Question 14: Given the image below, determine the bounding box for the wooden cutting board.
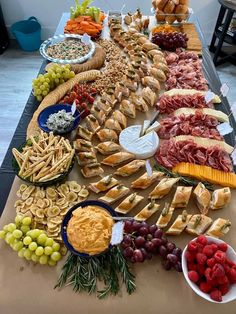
[180,23,202,55]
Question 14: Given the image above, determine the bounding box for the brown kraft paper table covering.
[0,13,236,314]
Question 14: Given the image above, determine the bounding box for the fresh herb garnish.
[154,164,214,191]
[55,246,136,299]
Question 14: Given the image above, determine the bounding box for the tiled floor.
[0,45,235,166]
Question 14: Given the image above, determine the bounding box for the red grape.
[167,254,178,264]
[140,248,148,259]
[159,245,167,258]
[154,229,163,239]
[149,225,158,235]
[174,261,183,272]
[133,221,141,231]
[123,247,134,258]
[134,249,144,262]
[146,234,153,241]
[166,242,176,253]
[145,241,155,252]
[152,31,188,51]
[123,235,132,245]
[172,247,182,258]
[151,238,162,248]
[162,259,172,271]
[134,236,146,248]
[139,226,149,236]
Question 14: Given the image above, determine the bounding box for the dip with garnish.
[46,109,75,133]
[67,205,114,255]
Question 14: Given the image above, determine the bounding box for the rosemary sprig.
[154,164,214,191]
[55,247,136,299]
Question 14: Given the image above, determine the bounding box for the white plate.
[182,236,236,304]
[39,34,95,64]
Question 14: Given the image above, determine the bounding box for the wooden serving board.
[180,23,203,55]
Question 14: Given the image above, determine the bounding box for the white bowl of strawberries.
[182,235,236,303]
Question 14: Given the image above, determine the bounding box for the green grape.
[52,73,56,79]
[31,253,39,263]
[56,73,61,79]
[39,77,45,83]
[40,85,45,91]
[59,79,65,84]
[20,225,30,234]
[18,248,26,258]
[45,78,50,83]
[24,249,32,260]
[52,242,60,252]
[13,241,24,251]
[15,215,23,225]
[23,236,32,246]
[22,217,32,226]
[44,246,53,256]
[60,246,67,256]
[54,78,59,84]
[48,259,57,267]
[5,233,15,245]
[37,96,43,101]
[42,90,48,96]
[38,74,43,78]
[3,225,8,232]
[51,252,62,262]
[12,229,23,239]
[39,254,48,265]
[7,223,16,232]
[29,242,37,251]
[0,230,6,239]
[37,233,47,246]
[35,246,44,256]
[30,229,42,239]
[45,237,54,246]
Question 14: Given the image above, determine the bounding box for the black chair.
[209,0,236,66]
[0,3,9,54]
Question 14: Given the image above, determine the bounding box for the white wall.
[1,0,220,43]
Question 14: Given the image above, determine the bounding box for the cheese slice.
[173,135,234,154]
[146,121,161,134]
[162,89,221,104]
[173,108,229,123]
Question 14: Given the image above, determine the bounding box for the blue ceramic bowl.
[61,200,117,258]
[38,103,80,134]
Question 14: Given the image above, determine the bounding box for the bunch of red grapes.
[122,220,182,272]
[152,31,188,51]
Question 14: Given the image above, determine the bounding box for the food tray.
[155,9,192,25]
[39,34,95,64]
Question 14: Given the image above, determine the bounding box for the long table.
[0,12,236,314]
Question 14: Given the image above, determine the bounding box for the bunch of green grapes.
[0,215,65,266]
[32,64,75,102]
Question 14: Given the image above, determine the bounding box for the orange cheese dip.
[67,205,114,255]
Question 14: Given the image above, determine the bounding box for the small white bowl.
[182,236,236,304]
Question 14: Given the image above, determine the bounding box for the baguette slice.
[156,203,175,228]
[115,160,146,177]
[206,218,231,238]
[186,214,213,236]
[89,175,119,194]
[134,201,160,222]
[115,193,144,214]
[173,108,229,123]
[101,152,135,167]
[173,135,234,154]
[162,89,221,103]
[131,171,164,189]
[81,163,104,178]
[99,185,130,204]
[166,211,192,235]
[149,177,179,200]
[171,186,192,208]
[210,187,231,210]
[193,182,211,215]
[96,142,121,155]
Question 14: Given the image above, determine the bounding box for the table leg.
[209,6,226,52]
[213,9,234,65]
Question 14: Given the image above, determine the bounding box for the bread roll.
[156,10,166,22]
[175,4,188,21]
[179,0,189,5]
[165,15,176,23]
[164,0,175,13]
[157,0,168,10]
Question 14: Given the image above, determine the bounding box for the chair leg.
[213,10,234,65]
[209,6,226,52]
